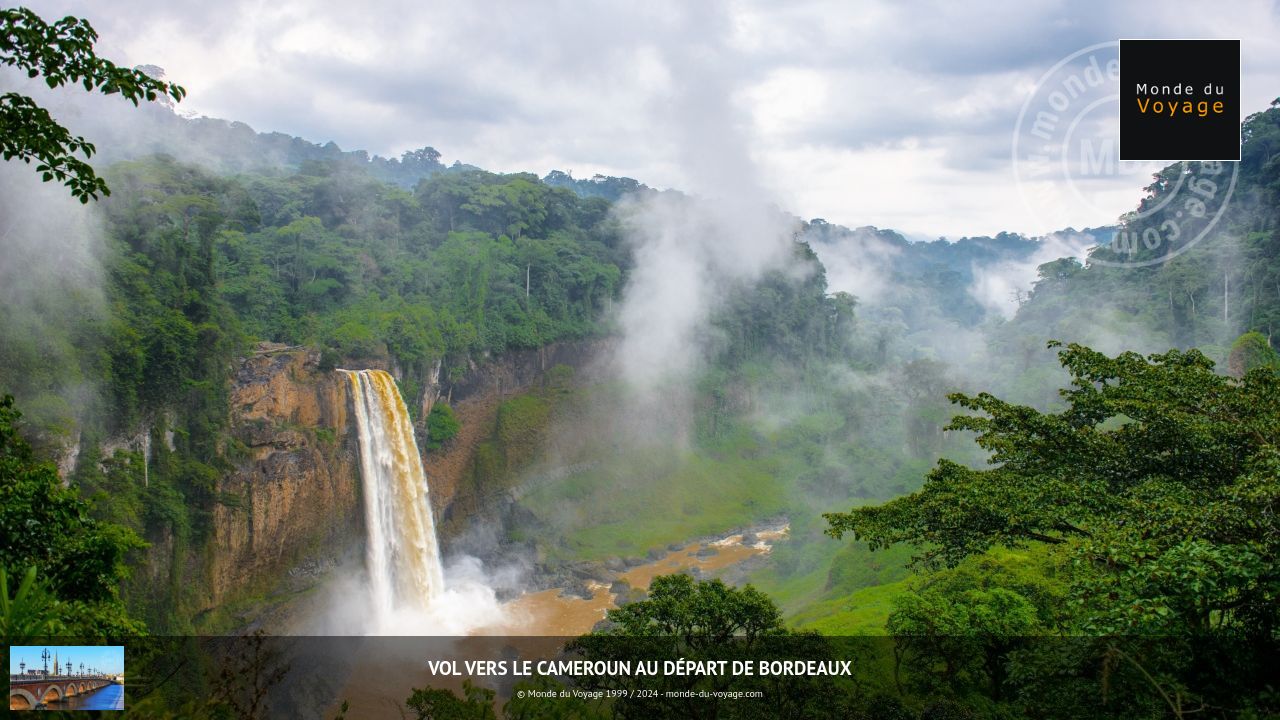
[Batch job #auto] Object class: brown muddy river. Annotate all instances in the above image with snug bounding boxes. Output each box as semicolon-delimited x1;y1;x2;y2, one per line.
488;525;789;636
328;524;788;718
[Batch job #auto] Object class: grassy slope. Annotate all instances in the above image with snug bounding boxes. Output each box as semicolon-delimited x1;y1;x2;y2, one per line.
518;436;789;564
480;370;924;633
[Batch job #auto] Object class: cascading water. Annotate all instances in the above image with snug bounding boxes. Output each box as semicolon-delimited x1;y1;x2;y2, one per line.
341;369;445;622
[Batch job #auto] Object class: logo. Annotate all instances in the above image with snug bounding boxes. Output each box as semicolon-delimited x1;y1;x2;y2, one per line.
1120;39;1240;161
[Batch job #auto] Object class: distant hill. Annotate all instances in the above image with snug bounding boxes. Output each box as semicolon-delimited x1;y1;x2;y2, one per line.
1;70;454;187
541;170;653;202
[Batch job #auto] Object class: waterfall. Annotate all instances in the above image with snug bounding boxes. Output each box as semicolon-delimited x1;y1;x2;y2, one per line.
341;369;445;619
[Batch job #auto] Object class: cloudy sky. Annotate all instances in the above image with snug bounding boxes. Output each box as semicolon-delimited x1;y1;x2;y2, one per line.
20;0;1280;238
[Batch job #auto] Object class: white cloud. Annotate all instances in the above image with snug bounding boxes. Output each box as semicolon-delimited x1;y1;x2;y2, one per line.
18;0;1280;237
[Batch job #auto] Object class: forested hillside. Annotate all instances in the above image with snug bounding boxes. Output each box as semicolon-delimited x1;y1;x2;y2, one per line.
0;146;642;629
998;101;1280;360
0;105;874;631
2;157;627;435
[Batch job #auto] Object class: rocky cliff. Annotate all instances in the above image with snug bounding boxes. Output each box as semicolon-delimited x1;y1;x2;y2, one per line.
208;343;362;613
421;340;605;535
188;339;603;626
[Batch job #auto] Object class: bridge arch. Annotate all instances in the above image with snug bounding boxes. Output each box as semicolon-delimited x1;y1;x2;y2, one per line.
66;683;79;697
41;684;64;704
10;689;39;711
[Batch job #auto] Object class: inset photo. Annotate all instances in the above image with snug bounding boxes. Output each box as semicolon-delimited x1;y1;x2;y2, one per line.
9;646;124;712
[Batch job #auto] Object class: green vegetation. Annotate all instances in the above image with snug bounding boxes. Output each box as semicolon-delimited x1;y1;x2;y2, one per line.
0;395;144;640
984;102;1280;366
824;343;1280;714
496;229;978;573
480;333;1280;716
4;148;628;441
493;395;552;467
827;342;1280;634
510;350;972;586
1;7;185;200
757;539;914;632
524;446;787;563
569;574;849;719
1228;330;1280;376
426;402;461;449
1;151;632;630
0;566;66;642
789;580;905;635
406;680;497;720
217;164;624;367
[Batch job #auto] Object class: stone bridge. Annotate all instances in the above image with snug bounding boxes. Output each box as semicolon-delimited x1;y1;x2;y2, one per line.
9;676;117;710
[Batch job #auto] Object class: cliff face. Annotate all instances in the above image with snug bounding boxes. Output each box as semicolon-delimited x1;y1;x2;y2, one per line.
423;341;606;538
193;339;603;624
208;344;362;609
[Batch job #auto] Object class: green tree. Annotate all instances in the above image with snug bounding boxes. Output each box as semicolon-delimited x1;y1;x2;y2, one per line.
1;7;185;201
597;574;785;641
570;574;848;720
1227;330;1280;377
405;679;496;720
884;551;1067;703
0;395;145;637
825;342;1280;716
827;342;1280;636
427;402;461;449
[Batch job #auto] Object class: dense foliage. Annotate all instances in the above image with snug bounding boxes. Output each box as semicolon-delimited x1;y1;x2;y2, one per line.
826;343;1280;715
993;100;1280;359
216;163;625;372
426;402;461;449
0;395;143;639
567;574;848;720
0;152;638;631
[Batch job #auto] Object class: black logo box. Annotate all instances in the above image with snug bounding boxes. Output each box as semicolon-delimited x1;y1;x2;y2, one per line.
1119;39;1240;161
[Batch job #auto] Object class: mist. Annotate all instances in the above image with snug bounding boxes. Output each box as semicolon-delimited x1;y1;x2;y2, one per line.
0;161;107;448
302;535;526;636
606;5;797;440
968;231;1095;318
807;225;903;305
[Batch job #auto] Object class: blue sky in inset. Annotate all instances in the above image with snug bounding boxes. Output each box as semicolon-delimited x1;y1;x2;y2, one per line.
9;646;124;675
